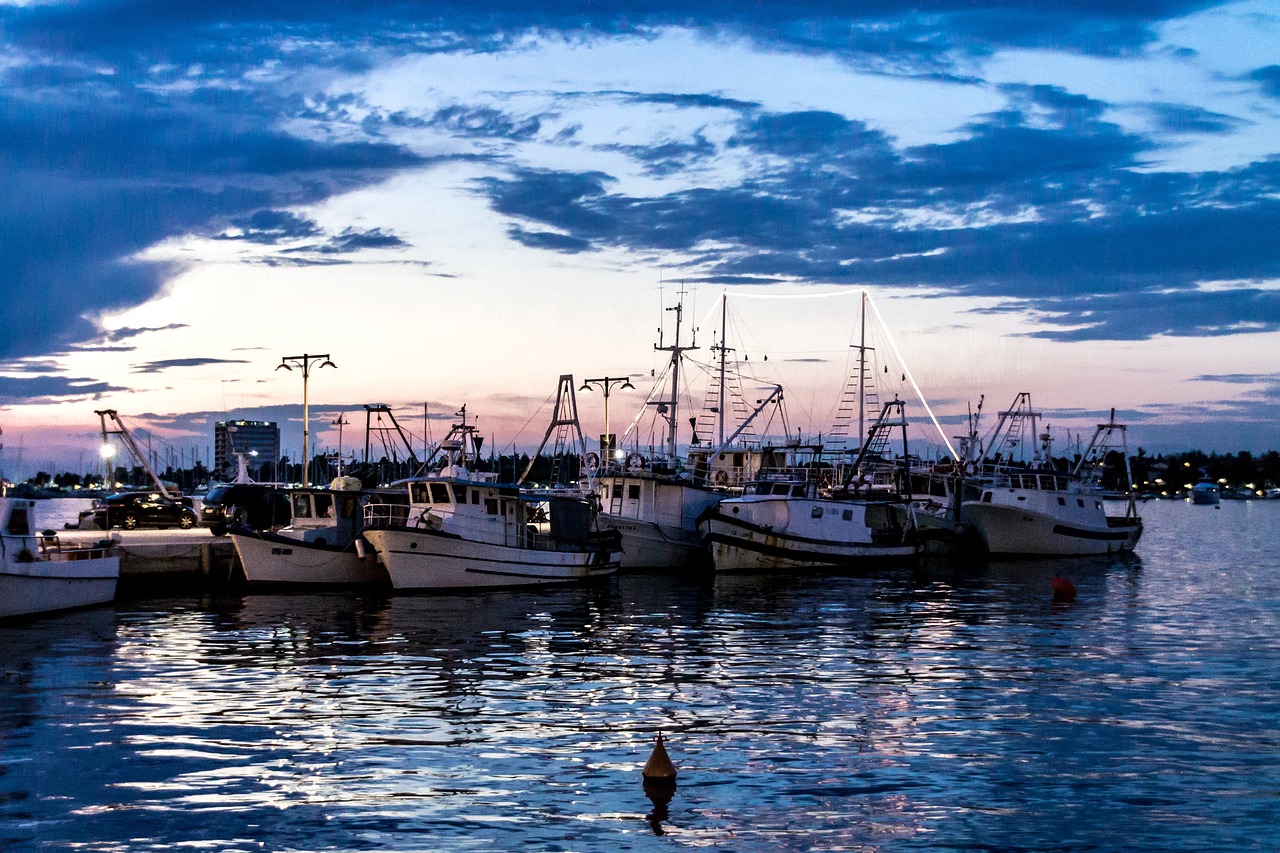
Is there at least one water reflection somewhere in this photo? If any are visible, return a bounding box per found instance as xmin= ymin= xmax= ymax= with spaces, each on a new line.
xmin=0 ymin=501 xmax=1277 ymax=850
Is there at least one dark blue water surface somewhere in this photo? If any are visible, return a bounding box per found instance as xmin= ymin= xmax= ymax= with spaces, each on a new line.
xmin=3 ymin=499 xmax=1279 ymax=851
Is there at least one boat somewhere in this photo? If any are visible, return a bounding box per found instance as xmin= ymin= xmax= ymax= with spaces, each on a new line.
xmin=955 ymin=396 xmax=1143 ymax=556
xmin=587 ymin=291 xmax=781 ymax=570
xmin=1 ymin=495 xmax=120 ymax=619
xmin=229 ymin=477 xmax=392 ymax=586
xmin=361 ymin=408 xmax=621 ymax=590
xmin=1190 ymin=481 xmax=1221 ymax=505
xmin=698 ymin=400 xmax=922 ymax=572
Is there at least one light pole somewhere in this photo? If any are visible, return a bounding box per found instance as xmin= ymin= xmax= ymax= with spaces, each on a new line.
xmin=332 ymin=414 xmax=349 ymax=476
xmin=579 ymin=376 xmax=634 ymax=459
xmin=276 ymin=353 xmax=336 ymax=486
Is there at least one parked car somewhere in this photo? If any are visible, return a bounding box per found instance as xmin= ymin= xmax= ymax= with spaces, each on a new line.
xmin=200 ymin=483 xmax=291 ymax=536
xmin=93 ymin=491 xmax=198 ymax=530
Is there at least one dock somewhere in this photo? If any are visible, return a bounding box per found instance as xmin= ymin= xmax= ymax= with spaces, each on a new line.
xmin=56 ymin=528 xmax=239 ymax=591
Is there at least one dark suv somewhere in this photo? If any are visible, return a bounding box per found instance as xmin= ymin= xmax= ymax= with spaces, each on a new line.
xmin=94 ymin=491 xmax=198 ymax=530
xmin=200 ymin=484 xmax=291 ymax=535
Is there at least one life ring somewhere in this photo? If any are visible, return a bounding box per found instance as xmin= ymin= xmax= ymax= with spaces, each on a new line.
xmin=584 ymin=451 xmax=600 ymax=472
xmin=626 ymin=452 xmax=645 ymax=470
xmin=713 ymin=470 xmax=730 ymax=487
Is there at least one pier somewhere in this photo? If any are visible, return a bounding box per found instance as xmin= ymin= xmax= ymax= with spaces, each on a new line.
xmin=56 ymin=528 xmax=238 ymax=590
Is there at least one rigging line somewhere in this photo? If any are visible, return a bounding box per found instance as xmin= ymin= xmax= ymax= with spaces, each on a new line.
xmin=863 ymin=290 xmax=960 ymax=461
xmin=500 ymin=387 xmax=558 ymax=454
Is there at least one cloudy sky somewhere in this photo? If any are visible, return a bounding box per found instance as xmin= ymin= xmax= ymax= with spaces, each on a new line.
xmin=2 ymin=0 xmax=1278 ymax=476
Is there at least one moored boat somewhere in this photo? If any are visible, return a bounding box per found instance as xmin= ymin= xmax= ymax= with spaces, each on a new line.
xmin=1189 ymin=481 xmax=1221 ymax=505
xmin=229 ymin=478 xmax=391 ymax=586
xmin=955 ymin=396 xmax=1142 ymax=556
xmin=362 ymin=410 xmax=621 ymax=590
xmin=1 ymin=496 xmax=120 ymax=619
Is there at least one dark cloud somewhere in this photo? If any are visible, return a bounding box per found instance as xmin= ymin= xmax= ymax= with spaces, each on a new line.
xmin=131 ymin=358 xmax=252 ymax=374
xmin=0 ymin=375 xmax=126 ymax=404
xmin=1249 ymin=65 xmax=1280 ymax=99
xmin=218 ymin=210 xmax=323 ymax=244
xmin=1147 ymin=103 xmax=1242 ymax=134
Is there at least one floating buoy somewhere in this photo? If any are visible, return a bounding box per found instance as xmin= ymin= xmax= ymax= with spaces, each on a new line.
xmin=642 ymin=732 xmax=677 ymax=786
xmin=1051 ymin=575 xmax=1077 ymax=602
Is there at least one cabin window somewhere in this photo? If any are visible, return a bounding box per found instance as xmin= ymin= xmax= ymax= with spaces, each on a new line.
xmin=982 ymin=491 xmax=993 ymax=503
xmin=411 ymin=483 xmax=431 ymax=504
xmin=811 ymin=506 xmax=824 ymax=518
xmin=842 ymin=509 xmax=853 ymax=521
xmin=430 ymin=483 xmax=451 ymax=504
xmin=1095 ymin=501 xmax=1103 ymax=509
xmin=7 ymin=507 xmax=30 ymax=535
xmin=485 ymin=498 xmax=498 ymax=515
xmin=338 ymin=496 xmax=358 ymax=519
xmin=1077 ymin=499 xmax=1085 ymax=508
xmin=791 ymin=485 xmax=806 ymax=498
xmin=628 ymin=484 xmax=641 ymax=500
xmin=472 ymin=491 xmax=481 ymax=505
xmin=314 ymin=494 xmax=334 ymax=518
xmin=292 ymin=495 xmax=312 ymax=518
xmin=611 ymin=484 xmax=623 ymax=500
xmin=1058 ymin=497 xmax=1066 ymax=506
xmin=453 ymin=486 xmax=468 ymax=505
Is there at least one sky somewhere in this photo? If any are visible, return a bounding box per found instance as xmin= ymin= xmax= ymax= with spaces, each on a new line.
xmin=1 ymin=0 xmax=1279 ymax=478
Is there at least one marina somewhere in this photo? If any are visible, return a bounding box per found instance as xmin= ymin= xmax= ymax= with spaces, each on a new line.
xmin=2 ymin=498 xmax=1277 ymax=850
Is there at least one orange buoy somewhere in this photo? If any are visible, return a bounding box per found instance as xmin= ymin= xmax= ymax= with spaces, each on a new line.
xmin=642 ymin=732 xmax=677 ymax=786
xmin=1051 ymin=575 xmax=1077 ymax=601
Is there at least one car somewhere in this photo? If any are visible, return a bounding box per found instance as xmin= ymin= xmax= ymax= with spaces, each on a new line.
xmin=200 ymin=483 xmax=291 ymax=536
xmin=93 ymin=491 xmax=198 ymax=530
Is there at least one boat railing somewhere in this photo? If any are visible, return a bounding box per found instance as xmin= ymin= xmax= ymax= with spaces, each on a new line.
xmin=983 ymin=470 xmax=1076 ymax=491
xmin=363 ymin=501 xmax=412 ymax=530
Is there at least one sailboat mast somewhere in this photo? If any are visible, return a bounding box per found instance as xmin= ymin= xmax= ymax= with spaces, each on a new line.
xmin=718 ymin=292 xmax=728 ymax=446
xmin=857 ymin=290 xmax=867 ymax=447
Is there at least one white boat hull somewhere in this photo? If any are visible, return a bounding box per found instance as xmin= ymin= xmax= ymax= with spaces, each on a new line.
xmin=363 ymin=528 xmax=619 ymax=590
xmin=231 ymin=533 xmax=386 ymax=586
xmin=0 ymin=557 xmax=120 ymax=619
xmin=961 ymin=502 xmax=1142 ymax=556
xmin=597 ymin=515 xmax=708 ymax=569
xmin=700 ymin=497 xmax=918 ymax=572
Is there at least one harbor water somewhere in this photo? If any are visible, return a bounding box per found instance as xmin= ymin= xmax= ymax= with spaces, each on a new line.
xmin=3 ymin=499 xmax=1279 ymax=850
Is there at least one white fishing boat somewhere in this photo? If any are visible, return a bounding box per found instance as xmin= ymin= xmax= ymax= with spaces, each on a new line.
xmin=957 ymin=396 xmax=1143 ymax=556
xmin=229 ymin=478 xmax=391 ymax=586
xmin=362 ymin=409 xmax=621 ymax=590
xmin=698 ymin=401 xmax=921 ymax=571
xmin=588 ymin=291 xmax=789 ymax=569
xmin=1 ymin=495 xmax=120 ymax=619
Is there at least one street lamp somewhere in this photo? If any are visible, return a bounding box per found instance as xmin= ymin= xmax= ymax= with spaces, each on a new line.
xmin=579 ymin=376 xmax=634 ymax=458
xmin=276 ymin=353 xmax=336 ymax=486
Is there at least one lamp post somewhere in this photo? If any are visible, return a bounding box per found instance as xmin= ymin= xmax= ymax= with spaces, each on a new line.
xmin=578 ymin=376 xmax=634 ymax=459
xmin=276 ymin=353 xmax=336 ymax=487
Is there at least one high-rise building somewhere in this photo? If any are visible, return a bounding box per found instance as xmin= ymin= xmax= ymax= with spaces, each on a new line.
xmin=214 ymin=420 xmax=280 ymax=479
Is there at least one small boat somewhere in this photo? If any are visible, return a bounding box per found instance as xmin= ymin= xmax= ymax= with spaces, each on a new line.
xmin=698 ymin=402 xmax=921 ymax=572
xmin=362 ymin=410 xmax=621 ymax=590
xmin=229 ymin=477 xmax=392 ymax=586
xmin=1190 ymin=481 xmax=1221 ymax=505
xmin=1 ymin=495 xmax=120 ymax=619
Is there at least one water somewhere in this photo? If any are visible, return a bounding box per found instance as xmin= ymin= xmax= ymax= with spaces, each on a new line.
xmin=3 ymin=500 xmax=1279 ymax=851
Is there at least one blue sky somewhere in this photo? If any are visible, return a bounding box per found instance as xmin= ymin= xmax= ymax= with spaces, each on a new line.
xmin=1 ymin=1 xmax=1278 ymax=476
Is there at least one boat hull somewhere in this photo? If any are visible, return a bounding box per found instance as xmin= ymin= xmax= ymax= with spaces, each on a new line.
xmin=699 ymin=498 xmax=918 ymax=572
xmin=0 ymin=556 xmax=120 ymax=619
xmin=961 ymin=503 xmax=1142 ymax=556
xmin=363 ymin=528 xmax=619 ymax=590
xmin=597 ymin=515 xmax=709 ymax=570
xmin=231 ymin=533 xmax=386 ymax=586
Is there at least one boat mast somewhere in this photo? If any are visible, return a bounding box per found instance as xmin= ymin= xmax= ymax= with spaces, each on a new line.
xmin=718 ymin=292 xmax=728 ymax=446
xmin=858 ymin=289 xmax=867 ymax=448
xmin=654 ymin=286 xmax=696 ymax=461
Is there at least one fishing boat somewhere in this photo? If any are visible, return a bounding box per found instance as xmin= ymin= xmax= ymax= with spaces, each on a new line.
xmin=698 ymin=401 xmax=921 ymax=571
xmin=362 ymin=408 xmax=621 ymax=590
xmin=229 ymin=477 xmax=391 ymax=586
xmin=587 ymin=292 xmax=781 ymax=569
xmin=1 ymin=495 xmax=120 ymax=619
xmin=955 ymin=396 xmax=1143 ymax=556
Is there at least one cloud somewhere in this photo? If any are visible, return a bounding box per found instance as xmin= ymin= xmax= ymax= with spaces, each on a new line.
xmin=130 ymin=358 xmax=252 ymax=374
xmin=1249 ymin=65 xmax=1280 ymax=99
xmin=0 ymin=374 xmax=126 ymax=404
